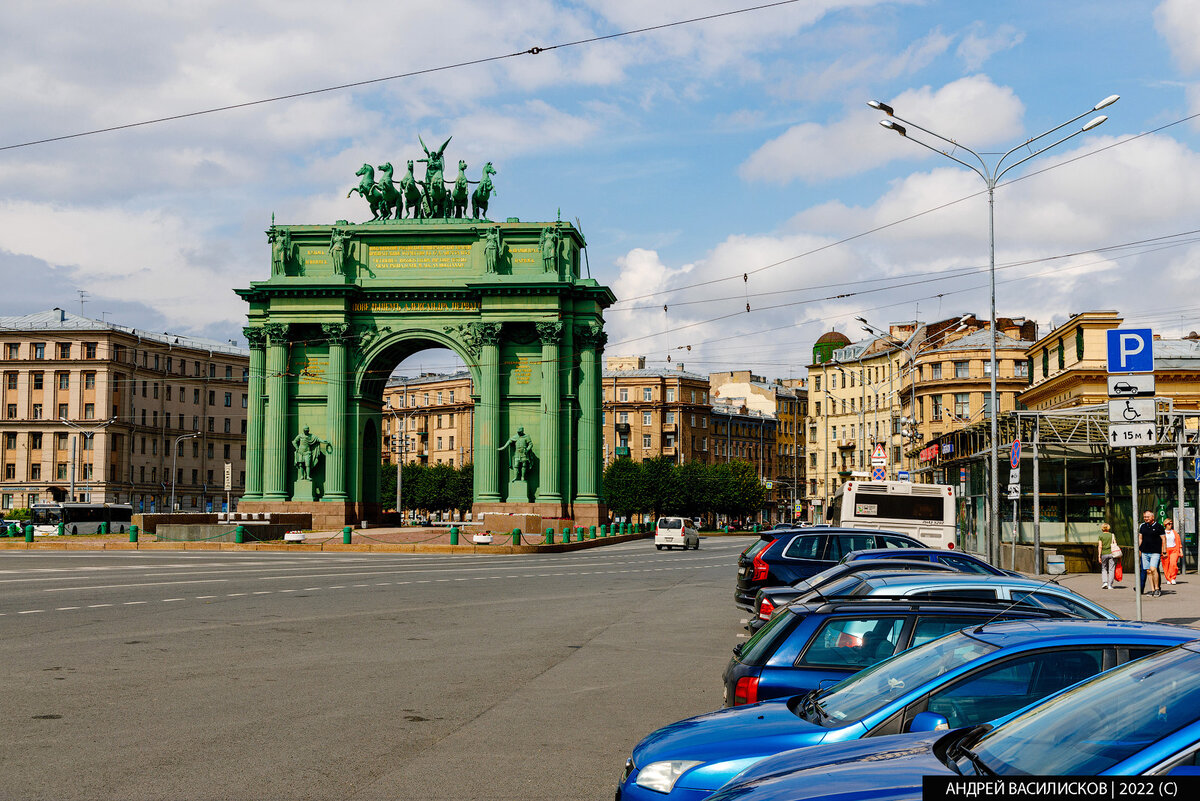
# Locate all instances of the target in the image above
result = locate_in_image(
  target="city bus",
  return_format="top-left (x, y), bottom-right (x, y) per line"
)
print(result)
top-left (826, 480), bottom-right (956, 549)
top-left (31, 503), bottom-right (134, 536)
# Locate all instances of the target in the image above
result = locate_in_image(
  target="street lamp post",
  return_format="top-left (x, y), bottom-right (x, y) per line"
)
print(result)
top-left (386, 387), bottom-right (408, 523)
top-left (868, 94), bottom-right (1117, 563)
top-left (59, 417), bottom-right (116, 502)
top-left (170, 431), bottom-right (202, 512)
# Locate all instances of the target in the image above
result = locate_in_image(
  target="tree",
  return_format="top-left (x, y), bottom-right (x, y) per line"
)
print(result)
top-left (640, 455), bottom-right (676, 518)
top-left (711, 460), bottom-right (767, 521)
top-left (603, 458), bottom-right (645, 518)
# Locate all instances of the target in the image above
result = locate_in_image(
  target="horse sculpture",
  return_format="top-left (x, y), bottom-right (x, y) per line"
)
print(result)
top-left (399, 160), bottom-right (422, 219)
top-left (449, 159), bottom-right (472, 218)
top-left (417, 135), bottom-right (452, 219)
top-left (471, 162), bottom-right (497, 221)
top-left (373, 162), bottom-right (402, 220)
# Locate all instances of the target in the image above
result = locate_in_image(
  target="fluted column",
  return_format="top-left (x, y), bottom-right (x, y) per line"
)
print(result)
top-left (262, 323), bottom-right (290, 500)
top-left (536, 322), bottom-right (563, 502)
top-left (322, 323), bottom-right (350, 501)
top-left (474, 323), bottom-right (503, 503)
top-left (242, 327), bottom-right (267, 500)
top-left (576, 322), bottom-right (606, 502)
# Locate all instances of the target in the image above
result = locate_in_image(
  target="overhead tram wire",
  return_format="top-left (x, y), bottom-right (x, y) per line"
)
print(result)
top-left (612, 109), bottom-right (1200, 308)
top-left (0, 0), bottom-right (807, 153)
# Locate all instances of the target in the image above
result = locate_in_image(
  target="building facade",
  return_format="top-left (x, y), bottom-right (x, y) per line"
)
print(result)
top-left (602, 357), bottom-right (713, 464)
top-left (0, 309), bottom-right (250, 512)
top-left (380, 372), bottom-right (474, 466)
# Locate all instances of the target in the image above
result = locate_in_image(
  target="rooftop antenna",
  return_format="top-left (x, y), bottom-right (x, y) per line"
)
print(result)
top-left (100, 311), bottom-right (111, 323)
top-left (77, 290), bottom-right (89, 317)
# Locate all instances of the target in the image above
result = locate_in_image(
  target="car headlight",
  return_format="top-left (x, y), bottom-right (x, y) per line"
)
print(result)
top-left (635, 760), bottom-right (703, 794)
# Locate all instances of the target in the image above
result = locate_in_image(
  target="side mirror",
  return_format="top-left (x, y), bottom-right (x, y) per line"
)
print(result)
top-left (908, 711), bottom-right (950, 733)
top-left (733, 643), bottom-right (744, 656)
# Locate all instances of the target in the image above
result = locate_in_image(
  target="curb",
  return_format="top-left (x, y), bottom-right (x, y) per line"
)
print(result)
top-left (0, 532), bottom-right (653, 554)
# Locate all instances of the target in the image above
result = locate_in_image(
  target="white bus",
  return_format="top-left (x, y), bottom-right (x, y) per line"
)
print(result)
top-left (31, 503), bottom-right (134, 536)
top-left (826, 480), bottom-right (957, 549)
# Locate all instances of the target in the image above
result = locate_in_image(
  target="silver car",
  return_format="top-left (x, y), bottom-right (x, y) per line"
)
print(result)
top-left (655, 517), bottom-right (700, 550)
top-left (791, 571), bottom-right (1117, 619)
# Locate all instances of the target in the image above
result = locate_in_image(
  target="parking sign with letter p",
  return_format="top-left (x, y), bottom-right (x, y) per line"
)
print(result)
top-left (1106, 328), bottom-right (1154, 374)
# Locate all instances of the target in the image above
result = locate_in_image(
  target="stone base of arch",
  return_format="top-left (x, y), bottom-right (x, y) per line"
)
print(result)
top-left (238, 500), bottom-right (373, 532)
top-left (473, 501), bottom-right (607, 529)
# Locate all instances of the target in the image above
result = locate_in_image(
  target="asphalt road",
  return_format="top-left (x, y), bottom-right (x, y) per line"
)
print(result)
top-left (0, 537), bottom-right (753, 801)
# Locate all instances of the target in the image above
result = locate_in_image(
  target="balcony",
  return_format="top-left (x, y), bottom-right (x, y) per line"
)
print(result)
top-left (836, 439), bottom-right (855, 449)
top-left (615, 446), bottom-right (630, 457)
top-left (614, 422), bottom-right (630, 434)
top-left (661, 422), bottom-right (677, 432)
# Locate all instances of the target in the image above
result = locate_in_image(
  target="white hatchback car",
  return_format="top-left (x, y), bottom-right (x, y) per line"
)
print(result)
top-left (655, 517), bottom-right (700, 550)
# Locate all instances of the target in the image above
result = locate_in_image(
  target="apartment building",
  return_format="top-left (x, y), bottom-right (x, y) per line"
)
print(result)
top-left (380, 372), bottom-right (474, 466)
top-left (0, 308), bottom-right (250, 512)
top-left (602, 357), bottom-right (712, 464)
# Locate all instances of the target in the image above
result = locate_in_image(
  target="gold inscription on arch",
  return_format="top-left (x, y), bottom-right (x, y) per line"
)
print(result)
top-left (350, 301), bottom-right (481, 313)
top-left (371, 244), bottom-right (472, 270)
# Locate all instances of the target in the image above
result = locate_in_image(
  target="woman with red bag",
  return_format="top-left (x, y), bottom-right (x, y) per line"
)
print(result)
top-left (1098, 522), bottom-right (1120, 589)
top-left (1163, 518), bottom-right (1183, 585)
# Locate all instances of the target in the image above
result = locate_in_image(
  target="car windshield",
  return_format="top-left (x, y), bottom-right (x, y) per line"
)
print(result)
top-left (807, 631), bottom-right (996, 726)
top-left (658, 518), bottom-right (682, 529)
top-left (970, 645), bottom-right (1200, 775)
top-left (799, 575), bottom-right (868, 601)
top-left (742, 537), bottom-right (774, 559)
top-left (800, 565), bottom-right (848, 590)
top-left (738, 610), bottom-right (801, 666)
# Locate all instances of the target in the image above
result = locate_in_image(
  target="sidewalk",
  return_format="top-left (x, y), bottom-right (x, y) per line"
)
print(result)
top-left (1054, 569), bottom-right (1198, 626)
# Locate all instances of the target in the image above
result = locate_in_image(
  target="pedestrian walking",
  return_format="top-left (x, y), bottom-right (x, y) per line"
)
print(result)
top-left (1097, 522), bottom-right (1120, 589)
top-left (1138, 510), bottom-right (1166, 597)
top-left (1163, 518), bottom-right (1183, 586)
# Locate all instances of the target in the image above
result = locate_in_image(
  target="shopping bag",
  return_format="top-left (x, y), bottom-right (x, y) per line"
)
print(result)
top-left (1115, 561), bottom-right (1123, 582)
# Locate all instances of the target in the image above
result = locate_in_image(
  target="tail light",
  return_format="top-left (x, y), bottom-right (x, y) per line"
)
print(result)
top-left (733, 676), bottom-right (759, 706)
top-left (947, 542), bottom-right (955, 549)
top-left (751, 539), bottom-right (777, 581)
top-left (758, 598), bottom-right (775, 620)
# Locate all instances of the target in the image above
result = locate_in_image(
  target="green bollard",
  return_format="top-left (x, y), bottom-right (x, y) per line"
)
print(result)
top-left (589, 525), bottom-right (596, 540)
top-left (563, 526), bottom-right (570, 544)
top-left (545, 527), bottom-right (554, 545)
top-left (342, 526), bottom-right (352, 544)
top-left (235, 525), bottom-right (246, 544)
top-left (129, 524), bottom-right (138, 543)
top-left (25, 524), bottom-right (34, 543)
top-left (100, 521), bottom-right (109, 535)
top-left (512, 528), bottom-right (521, 546)
top-left (599, 524), bottom-right (607, 537)
top-left (450, 526), bottom-right (459, 545)
top-left (57, 522), bottom-right (65, 536)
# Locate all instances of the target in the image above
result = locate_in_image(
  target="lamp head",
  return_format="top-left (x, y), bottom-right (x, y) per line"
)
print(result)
top-left (1082, 115), bottom-right (1108, 132)
top-left (1093, 94), bottom-right (1119, 110)
top-left (867, 100), bottom-right (895, 116)
top-left (880, 119), bottom-right (906, 136)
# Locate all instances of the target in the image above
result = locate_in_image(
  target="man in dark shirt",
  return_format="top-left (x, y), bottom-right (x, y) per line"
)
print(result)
top-left (1139, 510), bottom-right (1166, 597)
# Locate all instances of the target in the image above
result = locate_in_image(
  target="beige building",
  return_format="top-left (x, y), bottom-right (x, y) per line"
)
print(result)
top-left (0, 308), bottom-right (250, 512)
top-left (709, 370), bottom-right (806, 519)
top-left (603, 357), bottom-right (713, 464)
top-left (380, 372), bottom-right (474, 466)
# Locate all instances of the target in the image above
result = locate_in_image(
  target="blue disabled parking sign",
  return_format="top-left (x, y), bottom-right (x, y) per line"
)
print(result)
top-left (1107, 328), bottom-right (1154, 373)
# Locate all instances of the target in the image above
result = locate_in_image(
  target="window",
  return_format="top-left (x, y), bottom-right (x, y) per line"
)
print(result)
top-left (930, 395), bottom-right (943, 421)
top-left (225, 366), bottom-right (232, 379)
top-left (642, 412), bottom-right (651, 426)
top-left (666, 388), bottom-right (676, 402)
top-left (29, 432), bottom-right (43, 449)
top-left (3, 432), bottom-right (13, 448)
top-left (224, 392), bottom-right (232, 407)
top-left (643, 387), bottom-right (652, 402)
top-left (208, 390), bottom-right (215, 405)
top-left (796, 617), bottom-right (904, 669)
top-left (57, 403), bottom-right (68, 418)
top-left (4, 344), bottom-right (17, 359)
top-left (1057, 337), bottom-right (1065, 369)
top-left (437, 392), bottom-right (443, 404)
top-left (1042, 348), bottom-right (1049, 378)
top-left (928, 361), bottom-right (941, 378)
top-left (32, 372), bottom-right (44, 390)
top-left (813, 376), bottom-right (820, 392)
top-left (449, 436), bottom-right (454, 449)
top-left (56, 433), bottom-right (67, 450)
top-left (241, 394), bottom-right (247, 408)
top-left (56, 463), bottom-right (67, 480)
top-left (1076, 327), bottom-right (1085, 360)
top-left (954, 361), bottom-right (970, 378)
top-left (32, 403), bottom-right (42, 419)
top-left (436, 437), bottom-right (443, 449)
top-left (642, 434), bottom-right (651, 449)
top-left (33, 343), bottom-right (45, 359)
top-left (954, 393), bottom-right (970, 418)
top-left (3, 464), bottom-right (13, 479)
top-left (84, 342), bottom-right (97, 359)
top-left (665, 411), bottom-right (676, 423)
top-left (619, 412), bottom-right (628, 423)
top-left (619, 388), bottom-right (628, 402)
top-left (223, 418), bottom-right (231, 433)
top-left (5, 372), bottom-right (15, 389)
top-left (193, 388), bottom-right (200, 404)
top-left (29, 464), bottom-right (40, 480)
top-left (983, 360), bottom-right (992, 376)
top-left (1016, 360), bottom-right (1029, 378)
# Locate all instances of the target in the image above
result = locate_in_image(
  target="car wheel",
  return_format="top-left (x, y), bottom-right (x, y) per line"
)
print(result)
top-left (656, 544), bottom-right (663, 550)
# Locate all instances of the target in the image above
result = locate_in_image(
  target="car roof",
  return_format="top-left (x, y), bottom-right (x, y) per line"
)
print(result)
top-left (835, 559), bottom-right (955, 575)
top-left (786, 598), bottom-right (1068, 617)
top-left (857, 573), bottom-right (1061, 590)
top-left (966, 619), bottom-right (1200, 647)
top-left (847, 548), bottom-right (974, 559)
top-left (767, 526), bottom-right (912, 539)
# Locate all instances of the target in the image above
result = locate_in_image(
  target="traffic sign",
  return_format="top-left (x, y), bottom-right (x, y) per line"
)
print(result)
top-left (224, 462), bottom-right (232, 492)
top-left (1108, 398), bottom-right (1155, 425)
top-left (1109, 424), bottom-right (1156, 447)
top-left (871, 466), bottom-right (887, 481)
top-left (1108, 374), bottom-right (1155, 397)
top-left (1194, 458), bottom-right (1200, 482)
top-left (1009, 440), bottom-right (1021, 469)
top-left (1006, 485), bottom-right (1020, 500)
top-left (1107, 328), bottom-right (1155, 373)
top-left (1008, 467), bottom-right (1021, 486)
top-left (871, 443), bottom-right (887, 466)
top-left (897, 470), bottom-right (910, 481)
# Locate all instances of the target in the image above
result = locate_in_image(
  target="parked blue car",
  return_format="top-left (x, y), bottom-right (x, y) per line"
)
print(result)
top-left (707, 638), bottom-right (1200, 801)
top-left (615, 620), bottom-right (1196, 801)
top-left (842, 547), bottom-right (1022, 577)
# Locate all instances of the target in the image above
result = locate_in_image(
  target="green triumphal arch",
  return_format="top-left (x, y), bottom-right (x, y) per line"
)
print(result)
top-left (236, 149), bottom-right (614, 528)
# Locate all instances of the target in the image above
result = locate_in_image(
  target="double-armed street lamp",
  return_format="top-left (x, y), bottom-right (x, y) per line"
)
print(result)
top-left (170, 431), bottom-right (202, 512)
top-left (867, 93), bottom-right (1118, 563)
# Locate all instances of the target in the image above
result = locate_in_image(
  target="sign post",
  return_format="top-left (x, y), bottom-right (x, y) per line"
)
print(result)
top-left (1007, 441), bottom-right (1021, 571)
top-left (224, 462), bottom-right (232, 517)
top-left (1107, 328), bottom-right (1155, 622)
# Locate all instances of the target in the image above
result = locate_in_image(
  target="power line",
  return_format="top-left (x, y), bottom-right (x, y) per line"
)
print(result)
top-left (0, 1), bottom-right (806, 153)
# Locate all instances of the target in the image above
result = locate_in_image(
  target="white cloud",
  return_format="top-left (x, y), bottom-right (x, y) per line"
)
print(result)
top-left (1155, 0), bottom-right (1200, 73)
top-left (956, 22), bottom-right (1025, 70)
top-left (740, 75), bottom-right (1024, 183)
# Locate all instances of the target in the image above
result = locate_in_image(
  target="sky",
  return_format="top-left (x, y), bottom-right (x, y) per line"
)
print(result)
top-left (2, 0), bottom-right (1200, 379)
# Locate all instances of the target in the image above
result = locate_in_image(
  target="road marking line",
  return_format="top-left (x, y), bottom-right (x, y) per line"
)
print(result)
top-left (19, 609), bottom-right (44, 614)
top-left (124, 601), bottom-right (147, 605)
top-left (329, 585), bottom-right (345, 589)
top-left (227, 593), bottom-right (247, 597)
top-left (252, 591), bottom-right (272, 595)
top-left (278, 589), bottom-right (296, 593)
top-left (197, 595), bottom-right (217, 599)
top-left (353, 584), bottom-right (368, 587)
top-left (56, 606), bottom-right (80, 610)
top-left (375, 582), bottom-right (391, 585)
top-left (303, 587), bottom-right (321, 591)
top-left (87, 603), bottom-right (112, 608)
top-left (163, 598), bottom-right (184, 602)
